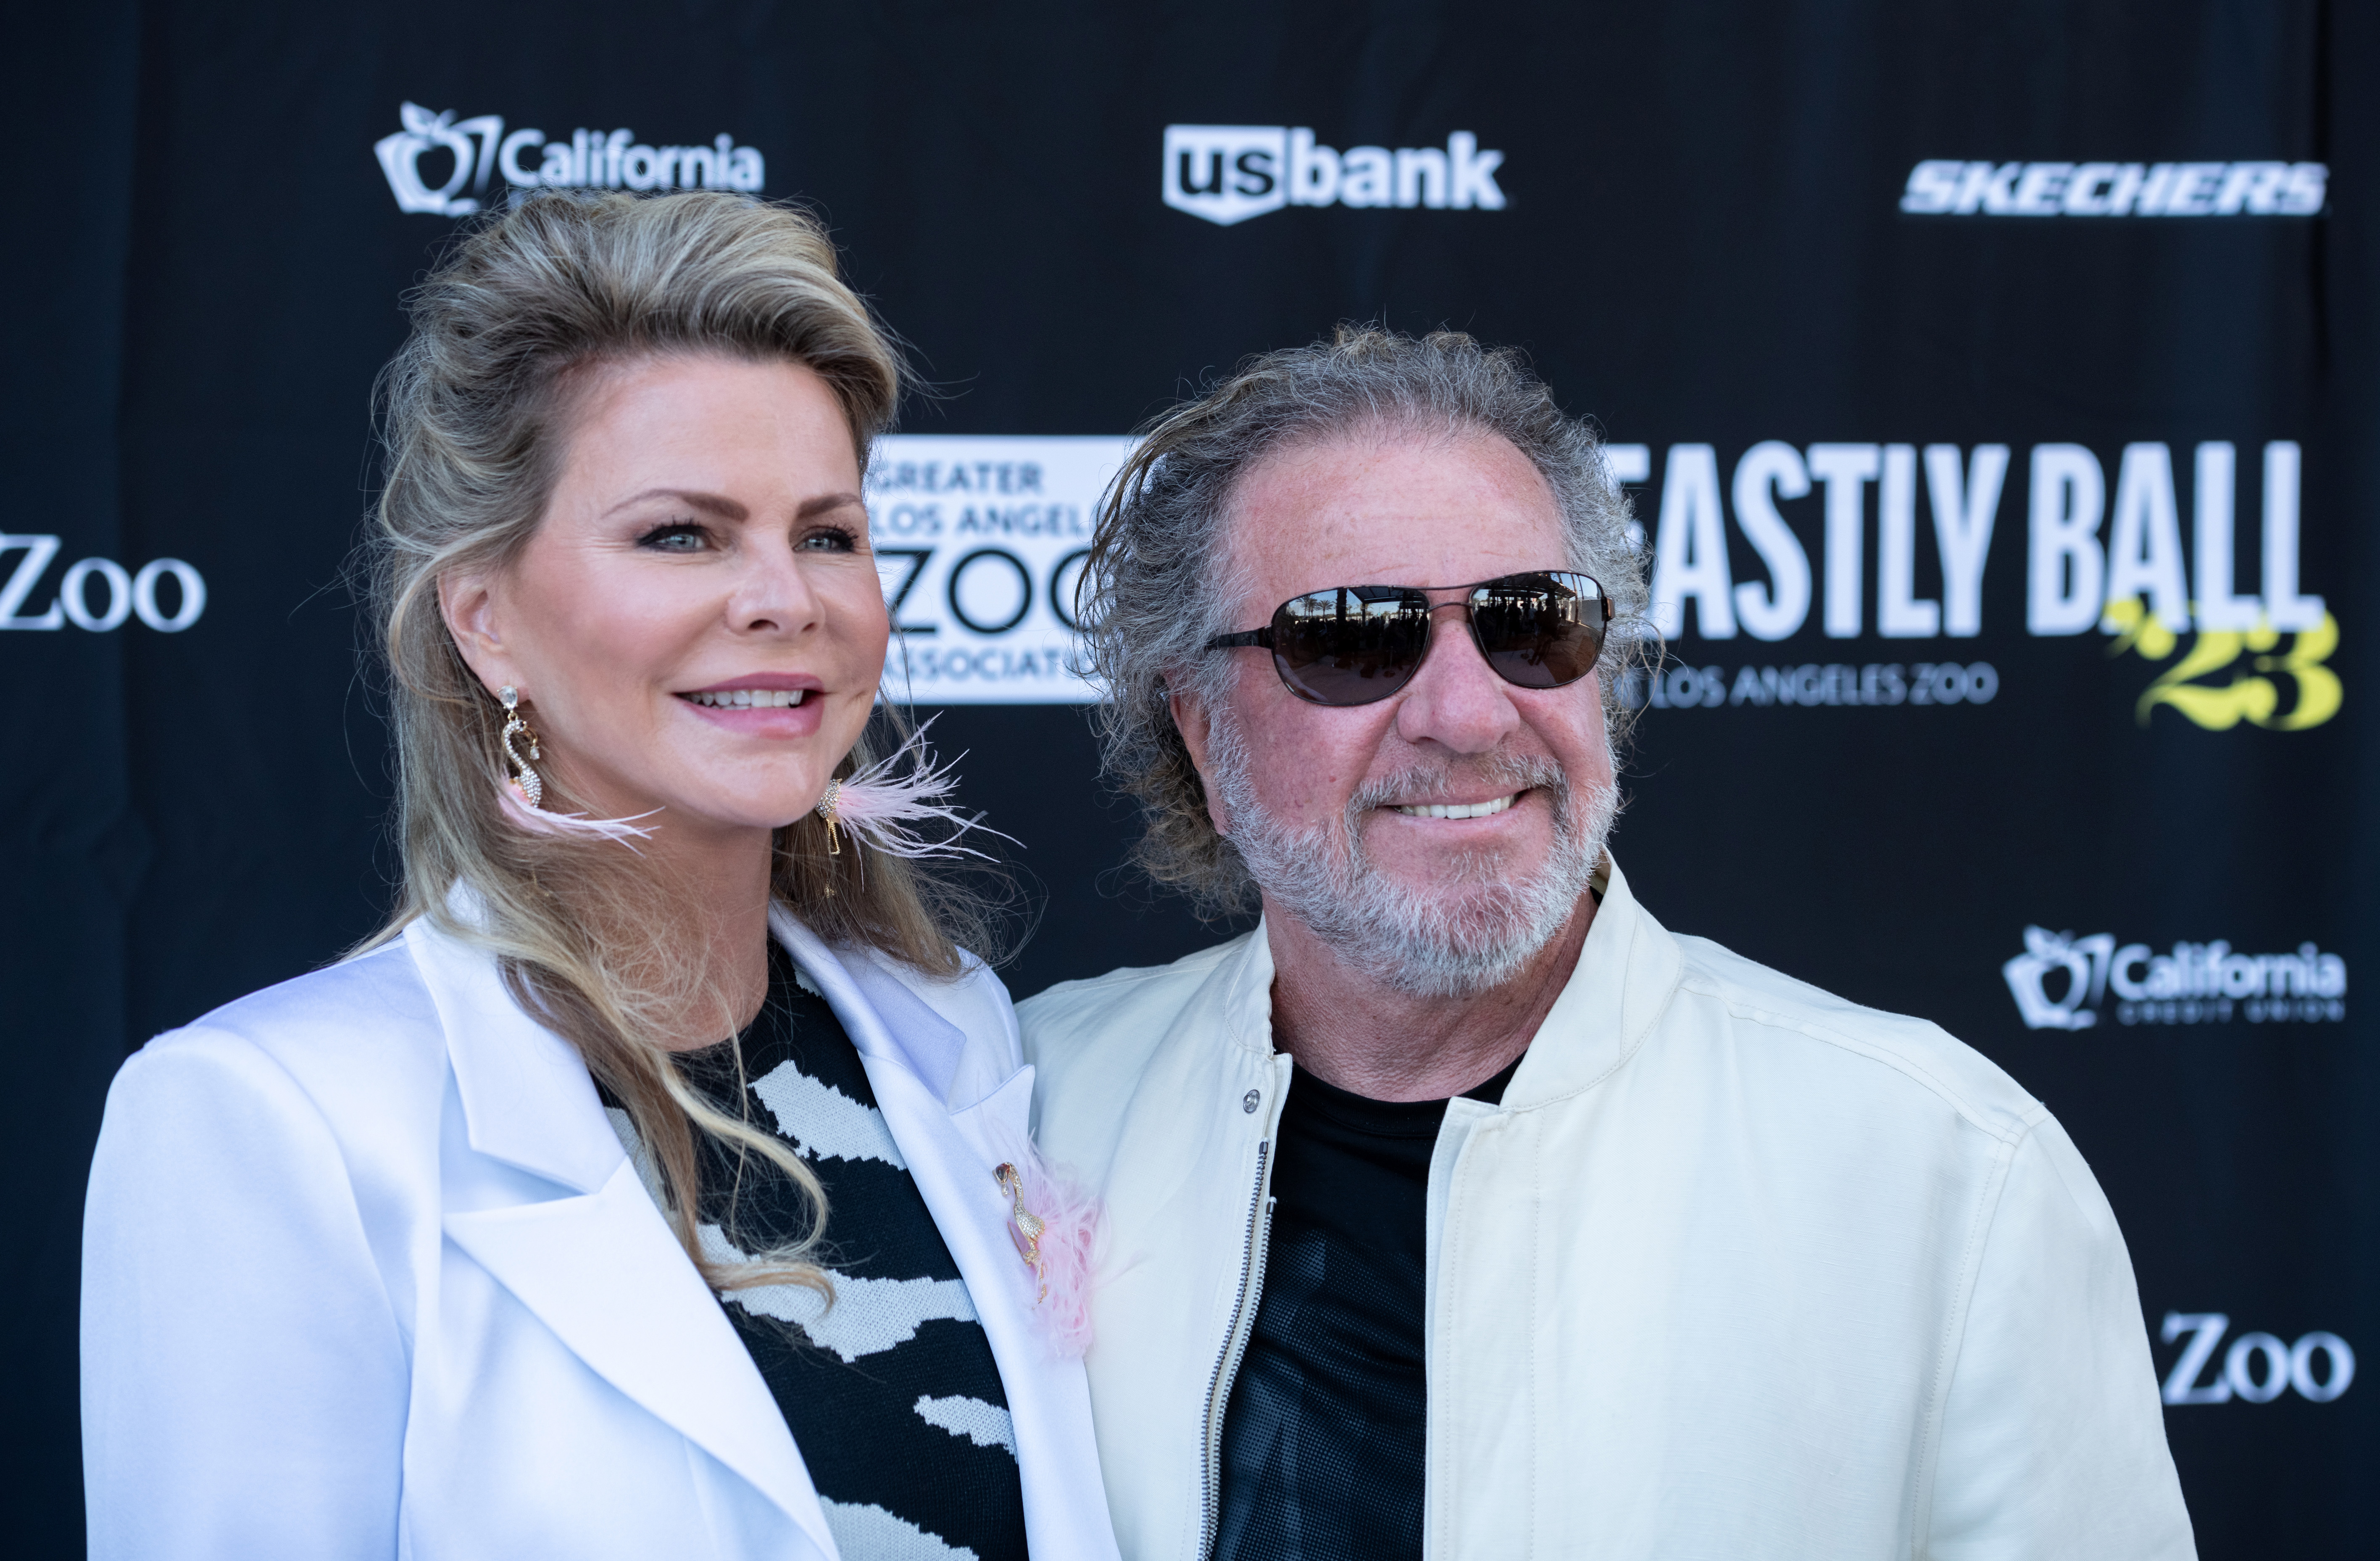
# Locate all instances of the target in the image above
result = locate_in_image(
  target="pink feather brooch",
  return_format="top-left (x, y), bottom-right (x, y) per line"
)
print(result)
top-left (995, 1152), bottom-right (1102, 1357)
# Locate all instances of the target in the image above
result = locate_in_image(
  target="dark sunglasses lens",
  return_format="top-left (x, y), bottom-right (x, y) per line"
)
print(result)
top-left (1271, 586), bottom-right (1431, 705)
top-left (1470, 572), bottom-right (1607, 688)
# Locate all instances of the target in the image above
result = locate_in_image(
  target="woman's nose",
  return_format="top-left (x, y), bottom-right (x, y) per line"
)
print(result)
top-left (728, 542), bottom-right (825, 635)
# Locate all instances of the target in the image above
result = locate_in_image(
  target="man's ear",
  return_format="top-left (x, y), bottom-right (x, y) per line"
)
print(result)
top-left (1168, 683), bottom-right (1229, 837)
top-left (438, 568), bottom-right (518, 697)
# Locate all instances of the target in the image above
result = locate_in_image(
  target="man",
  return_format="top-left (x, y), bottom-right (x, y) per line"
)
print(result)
top-left (1021, 327), bottom-right (2193, 1559)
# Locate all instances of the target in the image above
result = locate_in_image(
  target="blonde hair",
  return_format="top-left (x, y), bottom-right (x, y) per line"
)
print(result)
top-left (362, 190), bottom-right (965, 1297)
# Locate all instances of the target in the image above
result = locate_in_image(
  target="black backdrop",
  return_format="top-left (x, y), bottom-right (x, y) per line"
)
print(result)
top-left (5, 3), bottom-right (2373, 1554)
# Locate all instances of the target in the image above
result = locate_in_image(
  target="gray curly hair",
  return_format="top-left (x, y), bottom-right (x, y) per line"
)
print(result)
top-left (1079, 325), bottom-right (1651, 918)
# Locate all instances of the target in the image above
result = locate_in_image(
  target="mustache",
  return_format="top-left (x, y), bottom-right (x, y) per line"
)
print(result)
top-left (1348, 751), bottom-right (1571, 816)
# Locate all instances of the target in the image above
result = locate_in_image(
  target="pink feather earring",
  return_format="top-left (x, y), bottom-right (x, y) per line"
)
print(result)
top-left (810, 717), bottom-right (1006, 891)
top-left (493, 686), bottom-right (658, 844)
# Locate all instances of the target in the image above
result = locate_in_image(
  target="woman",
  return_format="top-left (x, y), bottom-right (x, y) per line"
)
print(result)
top-left (81, 191), bottom-right (1113, 1561)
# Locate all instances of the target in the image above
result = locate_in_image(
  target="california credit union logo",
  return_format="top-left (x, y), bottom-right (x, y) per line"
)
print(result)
top-left (2004, 926), bottom-right (2346, 1031)
top-left (375, 102), bottom-right (766, 217)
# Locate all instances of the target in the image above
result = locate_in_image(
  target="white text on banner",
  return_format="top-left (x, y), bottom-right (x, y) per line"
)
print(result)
top-left (868, 435), bottom-right (1133, 705)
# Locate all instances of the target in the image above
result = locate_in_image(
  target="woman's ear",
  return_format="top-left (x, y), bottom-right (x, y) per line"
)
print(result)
top-left (439, 569), bottom-right (517, 696)
top-left (1168, 684), bottom-right (1229, 836)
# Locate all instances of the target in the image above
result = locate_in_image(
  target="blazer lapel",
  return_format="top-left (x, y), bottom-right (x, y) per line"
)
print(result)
top-left (405, 917), bottom-right (837, 1559)
top-left (408, 915), bottom-right (621, 1194)
top-left (770, 912), bottom-right (1121, 1561)
top-left (444, 1163), bottom-right (835, 1556)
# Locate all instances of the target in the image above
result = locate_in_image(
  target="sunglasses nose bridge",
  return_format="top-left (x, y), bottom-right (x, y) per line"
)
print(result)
top-left (1414, 601), bottom-right (1509, 684)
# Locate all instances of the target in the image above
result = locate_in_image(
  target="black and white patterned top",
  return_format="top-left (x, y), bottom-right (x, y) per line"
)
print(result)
top-left (607, 941), bottom-right (1028, 1561)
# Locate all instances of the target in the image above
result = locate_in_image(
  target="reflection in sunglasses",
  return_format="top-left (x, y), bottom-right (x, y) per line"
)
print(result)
top-left (1209, 571), bottom-right (1611, 707)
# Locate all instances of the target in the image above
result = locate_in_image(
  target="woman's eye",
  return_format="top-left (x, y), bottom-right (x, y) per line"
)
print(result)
top-left (798, 526), bottom-right (859, 554)
top-left (638, 523), bottom-right (707, 553)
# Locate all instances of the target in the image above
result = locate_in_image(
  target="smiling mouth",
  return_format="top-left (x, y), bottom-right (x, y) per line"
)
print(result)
top-left (682, 689), bottom-right (808, 709)
top-left (1392, 792), bottom-right (1520, 820)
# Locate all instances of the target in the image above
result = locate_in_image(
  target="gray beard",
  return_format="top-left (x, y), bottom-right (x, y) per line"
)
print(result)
top-left (1208, 712), bottom-right (1617, 998)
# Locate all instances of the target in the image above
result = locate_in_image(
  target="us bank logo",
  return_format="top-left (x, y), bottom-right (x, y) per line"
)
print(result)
top-left (376, 102), bottom-right (766, 217)
top-left (1162, 125), bottom-right (1506, 225)
top-left (2003, 926), bottom-right (2346, 1031)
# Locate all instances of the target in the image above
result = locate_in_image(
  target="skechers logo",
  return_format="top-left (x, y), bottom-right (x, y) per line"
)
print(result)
top-left (1162, 126), bottom-right (1506, 226)
top-left (1901, 160), bottom-right (2326, 218)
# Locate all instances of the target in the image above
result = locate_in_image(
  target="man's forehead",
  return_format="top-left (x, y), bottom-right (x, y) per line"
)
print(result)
top-left (1223, 427), bottom-right (1566, 595)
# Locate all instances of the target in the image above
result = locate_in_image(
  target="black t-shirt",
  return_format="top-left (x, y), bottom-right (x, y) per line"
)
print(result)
top-left (1213, 1054), bottom-right (1519, 1561)
top-left (611, 941), bottom-right (1028, 1561)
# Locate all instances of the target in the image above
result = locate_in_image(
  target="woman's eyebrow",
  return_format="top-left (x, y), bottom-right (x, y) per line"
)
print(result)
top-left (797, 490), bottom-right (866, 519)
top-left (600, 489), bottom-right (863, 520)
top-left (603, 487), bottom-right (750, 520)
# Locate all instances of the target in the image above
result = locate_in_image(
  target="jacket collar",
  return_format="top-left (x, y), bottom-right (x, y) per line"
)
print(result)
top-left (443, 1162), bottom-right (835, 1556)
top-left (409, 891), bottom-right (1116, 1561)
top-left (766, 908), bottom-right (1124, 1561)
top-left (1211, 852), bottom-right (1684, 1107)
top-left (408, 898), bottom-right (832, 1552)
top-left (768, 905), bottom-right (1013, 1111)
top-left (405, 907), bottom-right (624, 1195)
top-left (1496, 854), bottom-right (1685, 1109)
top-left (407, 891), bottom-right (1016, 1192)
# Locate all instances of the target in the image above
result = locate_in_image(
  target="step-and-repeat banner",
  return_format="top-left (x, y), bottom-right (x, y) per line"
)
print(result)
top-left (5, 3), bottom-right (2372, 1553)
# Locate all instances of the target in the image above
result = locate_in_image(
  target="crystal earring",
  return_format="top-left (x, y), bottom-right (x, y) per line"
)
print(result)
top-left (815, 780), bottom-right (845, 858)
top-left (498, 686), bottom-right (544, 809)
top-left (814, 779), bottom-right (843, 896)
top-left (487, 688), bottom-right (657, 844)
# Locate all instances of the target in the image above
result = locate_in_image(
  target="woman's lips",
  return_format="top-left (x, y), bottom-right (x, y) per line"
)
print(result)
top-left (685, 688), bottom-right (806, 709)
top-left (675, 686), bottom-right (824, 737)
top-left (678, 672), bottom-right (823, 696)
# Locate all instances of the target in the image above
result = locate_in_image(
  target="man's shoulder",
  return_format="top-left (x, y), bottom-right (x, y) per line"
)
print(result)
top-left (1017, 933), bottom-right (1251, 1067)
top-left (1663, 929), bottom-right (2043, 1144)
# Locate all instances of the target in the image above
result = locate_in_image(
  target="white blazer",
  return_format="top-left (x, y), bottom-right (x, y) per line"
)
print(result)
top-left (82, 902), bottom-right (1121, 1561)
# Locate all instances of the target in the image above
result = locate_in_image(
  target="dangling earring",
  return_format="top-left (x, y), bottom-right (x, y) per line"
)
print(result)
top-left (498, 686), bottom-right (544, 809)
top-left (487, 686), bottom-right (659, 844)
top-left (809, 718), bottom-right (1014, 865)
top-left (814, 779), bottom-right (843, 896)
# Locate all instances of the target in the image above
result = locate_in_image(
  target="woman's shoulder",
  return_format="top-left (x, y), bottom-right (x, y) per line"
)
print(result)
top-left (114, 935), bottom-right (452, 1144)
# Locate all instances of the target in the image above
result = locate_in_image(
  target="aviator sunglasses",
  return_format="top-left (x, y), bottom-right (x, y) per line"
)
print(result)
top-left (1206, 569), bottom-right (1612, 707)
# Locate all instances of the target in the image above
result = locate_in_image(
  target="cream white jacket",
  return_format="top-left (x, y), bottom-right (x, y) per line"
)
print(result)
top-left (1019, 858), bottom-right (2194, 1560)
top-left (83, 904), bottom-right (1119, 1561)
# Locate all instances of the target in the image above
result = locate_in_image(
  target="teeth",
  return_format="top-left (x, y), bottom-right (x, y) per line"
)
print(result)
top-left (687, 689), bottom-right (807, 709)
top-left (1393, 793), bottom-right (1519, 820)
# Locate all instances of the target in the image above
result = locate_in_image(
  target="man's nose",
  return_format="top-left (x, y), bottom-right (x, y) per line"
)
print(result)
top-left (1392, 606), bottom-right (1521, 754)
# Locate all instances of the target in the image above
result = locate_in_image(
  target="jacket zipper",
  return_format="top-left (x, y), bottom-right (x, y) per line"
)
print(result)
top-left (1197, 1136), bottom-right (1277, 1561)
